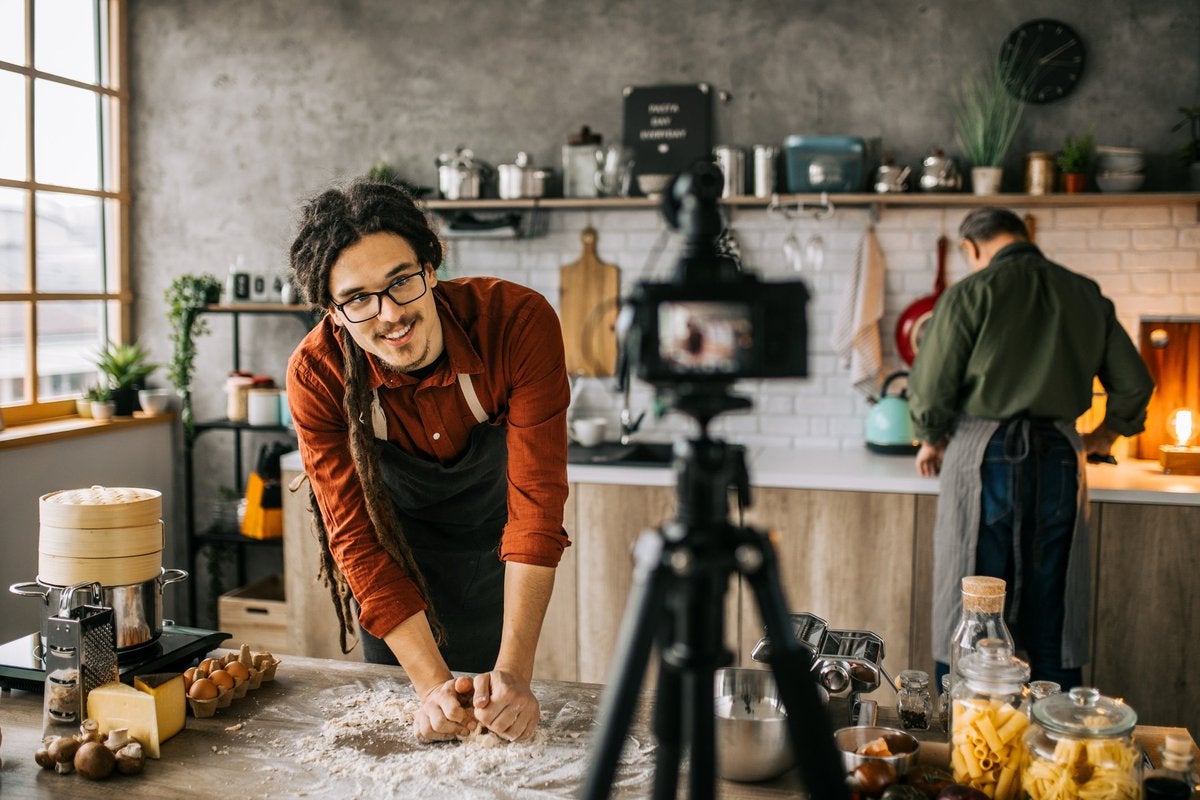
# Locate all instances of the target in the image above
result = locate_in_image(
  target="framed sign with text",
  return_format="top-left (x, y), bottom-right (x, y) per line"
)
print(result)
top-left (622, 83), bottom-right (713, 192)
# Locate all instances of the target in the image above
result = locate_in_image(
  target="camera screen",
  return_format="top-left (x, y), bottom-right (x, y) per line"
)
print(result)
top-left (657, 301), bottom-right (754, 376)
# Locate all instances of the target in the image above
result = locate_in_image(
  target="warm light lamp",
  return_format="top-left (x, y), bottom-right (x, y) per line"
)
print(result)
top-left (1159, 408), bottom-right (1200, 474)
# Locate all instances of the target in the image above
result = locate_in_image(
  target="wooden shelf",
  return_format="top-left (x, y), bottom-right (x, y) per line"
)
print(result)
top-left (423, 192), bottom-right (1200, 212)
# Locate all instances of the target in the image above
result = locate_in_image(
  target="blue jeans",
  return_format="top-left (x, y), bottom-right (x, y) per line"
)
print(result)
top-left (937, 421), bottom-right (1083, 689)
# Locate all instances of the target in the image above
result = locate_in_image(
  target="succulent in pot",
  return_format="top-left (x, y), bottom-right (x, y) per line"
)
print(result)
top-left (94, 340), bottom-right (158, 416)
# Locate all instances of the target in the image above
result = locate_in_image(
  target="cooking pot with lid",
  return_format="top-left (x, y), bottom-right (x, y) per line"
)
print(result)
top-left (10, 568), bottom-right (187, 651)
top-left (865, 372), bottom-right (919, 455)
top-left (436, 146), bottom-right (492, 200)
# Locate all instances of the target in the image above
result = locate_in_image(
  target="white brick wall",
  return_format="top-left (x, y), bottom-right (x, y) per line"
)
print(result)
top-left (445, 203), bottom-right (1200, 451)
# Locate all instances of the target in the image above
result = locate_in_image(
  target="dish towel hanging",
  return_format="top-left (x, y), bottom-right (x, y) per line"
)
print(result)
top-left (831, 226), bottom-right (885, 398)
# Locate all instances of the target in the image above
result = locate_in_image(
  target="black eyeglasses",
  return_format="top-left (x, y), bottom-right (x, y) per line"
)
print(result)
top-left (332, 269), bottom-right (428, 323)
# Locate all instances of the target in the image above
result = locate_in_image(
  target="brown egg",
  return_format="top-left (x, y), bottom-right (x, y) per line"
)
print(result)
top-left (198, 657), bottom-right (221, 673)
top-left (224, 661), bottom-right (250, 682)
top-left (208, 669), bottom-right (234, 691)
top-left (188, 678), bottom-right (218, 700)
top-left (182, 667), bottom-right (196, 691)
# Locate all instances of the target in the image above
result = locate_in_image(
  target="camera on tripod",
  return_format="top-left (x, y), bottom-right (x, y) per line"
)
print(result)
top-left (618, 160), bottom-right (810, 391)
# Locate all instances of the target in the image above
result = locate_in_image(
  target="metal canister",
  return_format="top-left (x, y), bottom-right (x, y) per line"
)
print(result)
top-left (1024, 151), bottom-right (1056, 195)
top-left (752, 145), bottom-right (779, 197)
top-left (714, 145), bottom-right (746, 198)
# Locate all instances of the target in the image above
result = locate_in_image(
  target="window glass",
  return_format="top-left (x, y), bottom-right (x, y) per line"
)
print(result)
top-left (37, 299), bottom-right (105, 400)
top-left (0, 300), bottom-right (28, 404)
top-left (0, 0), bottom-right (24, 65)
top-left (34, 79), bottom-right (100, 189)
top-left (0, 186), bottom-right (23, 292)
top-left (37, 192), bottom-right (103, 292)
top-left (0, 70), bottom-right (24, 180)
top-left (34, 0), bottom-right (97, 83)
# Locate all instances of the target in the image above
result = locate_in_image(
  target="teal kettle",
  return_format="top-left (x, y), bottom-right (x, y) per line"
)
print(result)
top-left (865, 371), bottom-right (919, 455)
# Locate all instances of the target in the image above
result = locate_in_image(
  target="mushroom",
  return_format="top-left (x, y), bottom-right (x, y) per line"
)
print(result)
top-left (74, 739), bottom-right (116, 780)
top-left (47, 735), bottom-right (80, 774)
top-left (114, 741), bottom-right (145, 776)
top-left (104, 727), bottom-right (130, 751)
top-left (78, 718), bottom-right (102, 743)
top-left (34, 743), bottom-right (55, 769)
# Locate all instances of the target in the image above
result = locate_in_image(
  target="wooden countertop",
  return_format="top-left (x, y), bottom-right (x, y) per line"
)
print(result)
top-left (1, 652), bottom-right (1194, 798)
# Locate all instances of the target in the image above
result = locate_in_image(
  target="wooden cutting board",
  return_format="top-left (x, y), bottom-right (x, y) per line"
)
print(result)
top-left (559, 227), bottom-right (620, 377)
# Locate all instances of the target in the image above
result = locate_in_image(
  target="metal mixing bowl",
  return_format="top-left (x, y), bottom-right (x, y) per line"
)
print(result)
top-left (834, 724), bottom-right (920, 777)
top-left (714, 667), bottom-right (829, 782)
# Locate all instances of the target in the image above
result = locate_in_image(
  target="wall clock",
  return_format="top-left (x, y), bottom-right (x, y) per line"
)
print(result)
top-left (999, 18), bottom-right (1086, 104)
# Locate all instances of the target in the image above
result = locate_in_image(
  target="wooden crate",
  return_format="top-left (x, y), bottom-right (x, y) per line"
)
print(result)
top-left (218, 574), bottom-right (291, 653)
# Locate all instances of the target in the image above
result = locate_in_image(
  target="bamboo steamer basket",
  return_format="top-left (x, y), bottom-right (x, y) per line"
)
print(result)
top-left (38, 486), bottom-right (163, 586)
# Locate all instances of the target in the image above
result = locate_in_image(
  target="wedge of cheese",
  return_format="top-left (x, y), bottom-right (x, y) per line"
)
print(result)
top-left (133, 673), bottom-right (186, 745)
top-left (86, 674), bottom-right (185, 759)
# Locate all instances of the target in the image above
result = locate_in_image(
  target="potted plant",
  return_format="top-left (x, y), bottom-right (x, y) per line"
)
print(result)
top-left (88, 384), bottom-right (115, 421)
top-left (165, 273), bottom-right (222, 436)
top-left (1056, 133), bottom-right (1095, 193)
top-left (95, 340), bottom-right (158, 416)
top-left (954, 57), bottom-right (1026, 195)
top-left (1172, 105), bottom-right (1200, 191)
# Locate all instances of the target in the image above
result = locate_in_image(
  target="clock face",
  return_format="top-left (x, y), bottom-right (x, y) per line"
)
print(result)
top-left (1000, 18), bottom-right (1086, 104)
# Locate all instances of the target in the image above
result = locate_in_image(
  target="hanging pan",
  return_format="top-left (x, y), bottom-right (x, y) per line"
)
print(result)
top-left (895, 235), bottom-right (949, 365)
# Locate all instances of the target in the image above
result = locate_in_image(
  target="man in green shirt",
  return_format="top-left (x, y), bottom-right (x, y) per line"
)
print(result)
top-left (908, 207), bottom-right (1153, 688)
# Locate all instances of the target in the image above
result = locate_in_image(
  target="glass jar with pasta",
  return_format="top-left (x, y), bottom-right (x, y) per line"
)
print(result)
top-left (1022, 686), bottom-right (1142, 800)
top-left (949, 639), bottom-right (1031, 800)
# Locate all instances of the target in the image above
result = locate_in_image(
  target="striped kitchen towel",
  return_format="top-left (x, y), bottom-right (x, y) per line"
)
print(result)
top-left (831, 227), bottom-right (885, 398)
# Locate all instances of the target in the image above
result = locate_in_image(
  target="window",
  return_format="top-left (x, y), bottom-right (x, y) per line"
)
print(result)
top-left (0, 0), bottom-right (128, 424)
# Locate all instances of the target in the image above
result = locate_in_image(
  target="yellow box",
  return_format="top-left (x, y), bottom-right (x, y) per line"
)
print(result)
top-left (240, 471), bottom-right (283, 539)
top-left (217, 574), bottom-right (290, 652)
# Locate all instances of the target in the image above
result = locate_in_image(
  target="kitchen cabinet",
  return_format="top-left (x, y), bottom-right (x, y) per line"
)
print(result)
top-left (1093, 501), bottom-right (1200, 736)
top-left (181, 304), bottom-right (313, 627)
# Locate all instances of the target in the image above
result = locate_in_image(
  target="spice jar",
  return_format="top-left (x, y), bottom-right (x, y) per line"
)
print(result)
top-left (949, 639), bottom-right (1030, 800)
top-left (1022, 687), bottom-right (1141, 800)
top-left (938, 673), bottom-right (953, 739)
top-left (562, 126), bottom-right (602, 198)
top-left (224, 374), bottom-right (255, 422)
top-left (1024, 151), bottom-right (1056, 195)
top-left (897, 669), bottom-right (932, 730)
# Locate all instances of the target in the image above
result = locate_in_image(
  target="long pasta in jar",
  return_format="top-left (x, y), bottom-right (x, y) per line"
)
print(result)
top-left (1022, 686), bottom-right (1142, 800)
top-left (949, 639), bottom-right (1030, 800)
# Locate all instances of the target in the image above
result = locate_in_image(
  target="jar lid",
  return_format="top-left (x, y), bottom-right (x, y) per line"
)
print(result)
top-left (959, 639), bottom-right (1029, 692)
top-left (899, 669), bottom-right (929, 689)
top-left (567, 125), bottom-right (602, 146)
top-left (961, 575), bottom-right (1006, 613)
top-left (1032, 686), bottom-right (1137, 738)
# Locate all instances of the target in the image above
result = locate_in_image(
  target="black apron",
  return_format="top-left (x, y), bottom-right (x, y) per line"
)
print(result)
top-left (359, 376), bottom-right (509, 674)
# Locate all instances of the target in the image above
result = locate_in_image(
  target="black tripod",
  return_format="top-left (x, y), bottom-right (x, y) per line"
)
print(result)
top-left (580, 389), bottom-right (851, 800)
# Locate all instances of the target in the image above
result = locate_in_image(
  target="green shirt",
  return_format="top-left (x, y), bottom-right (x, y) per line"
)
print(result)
top-left (908, 242), bottom-right (1154, 443)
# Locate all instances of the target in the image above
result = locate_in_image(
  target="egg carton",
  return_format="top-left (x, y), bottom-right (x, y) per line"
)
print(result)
top-left (184, 643), bottom-right (281, 718)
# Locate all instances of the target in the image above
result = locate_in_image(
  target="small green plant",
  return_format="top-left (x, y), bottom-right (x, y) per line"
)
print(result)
top-left (95, 341), bottom-right (157, 390)
top-left (954, 57), bottom-right (1027, 168)
top-left (1056, 133), bottom-right (1095, 174)
top-left (367, 161), bottom-right (400, 183)
top-left (85, 384), bottom-right (112, 402)
top-left (1171, 105), bottom-right (1200, 164)
top-left (165, 273), bottom-right (222, 437)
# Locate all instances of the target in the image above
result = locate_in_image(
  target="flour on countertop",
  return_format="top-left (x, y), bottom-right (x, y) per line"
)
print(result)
top-left (271, 685), bottom-right (657, 799)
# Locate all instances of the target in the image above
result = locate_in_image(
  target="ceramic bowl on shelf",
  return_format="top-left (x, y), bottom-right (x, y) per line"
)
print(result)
top-left (636, 173), bottom-right (672, 197)
top-left (1096, 172), bottom-right (1145, 193)
top-left (1095, 145), bottom-right (1145, 174)
top-left (138, 388), bottom-right (174, 415)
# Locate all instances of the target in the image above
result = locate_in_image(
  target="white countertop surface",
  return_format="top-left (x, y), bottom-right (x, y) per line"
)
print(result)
top-left (282, 446), bottom-right (1200, 506)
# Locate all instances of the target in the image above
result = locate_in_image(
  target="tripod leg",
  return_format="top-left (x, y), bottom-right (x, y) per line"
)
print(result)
top-left (651, 662), bottom-right (681, 800)
top-left (744, 537), bottom-right (852, 800)
top-left (685, 665), bottom-right (717, 800)
top-left (582, 531), bottom-right (676, 800)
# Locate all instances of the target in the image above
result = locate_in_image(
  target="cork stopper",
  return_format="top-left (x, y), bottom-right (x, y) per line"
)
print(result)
top-left (961, 576), bottom-right (1007, 613)
top-left (1162, 732), bottom-right (1195, 771)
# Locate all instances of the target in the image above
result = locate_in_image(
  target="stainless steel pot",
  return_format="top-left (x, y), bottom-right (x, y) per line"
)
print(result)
top-left (436, 146), bottom-right (491, 200)
top-left (10, 568), bottom-right (187, 651)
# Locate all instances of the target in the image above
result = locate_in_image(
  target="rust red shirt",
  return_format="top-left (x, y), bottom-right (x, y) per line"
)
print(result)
top-left (286, 277), bottom-right (570, 638)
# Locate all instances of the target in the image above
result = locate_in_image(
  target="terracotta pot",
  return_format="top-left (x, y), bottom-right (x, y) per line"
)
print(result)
top-left (1062, 172), bottom-right (1087, 193)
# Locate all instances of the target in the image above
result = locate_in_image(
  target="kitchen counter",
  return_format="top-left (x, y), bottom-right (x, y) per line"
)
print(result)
top-left (564, 446), bottom-right (1200, 506)
top-left (0, 652), bottom-right (825, 799)
top-left (2, 652), bottom-right (1195, 799)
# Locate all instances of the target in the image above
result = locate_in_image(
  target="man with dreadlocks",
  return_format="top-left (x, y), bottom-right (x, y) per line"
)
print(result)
top-left (286, 178), bottom-right (570, 744)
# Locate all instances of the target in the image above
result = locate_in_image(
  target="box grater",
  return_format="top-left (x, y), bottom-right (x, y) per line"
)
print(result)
top-left (42, 581), bottom-right (118, 739)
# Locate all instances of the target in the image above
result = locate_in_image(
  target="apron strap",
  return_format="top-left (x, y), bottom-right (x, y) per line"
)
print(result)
top-left (457, 373), bottom-right (489, 424)
top-left (369, 373), bottom-right (489, 441)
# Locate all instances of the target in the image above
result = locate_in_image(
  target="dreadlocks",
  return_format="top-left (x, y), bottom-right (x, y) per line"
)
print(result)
top-left (289, 178), bottom-right (447, 651)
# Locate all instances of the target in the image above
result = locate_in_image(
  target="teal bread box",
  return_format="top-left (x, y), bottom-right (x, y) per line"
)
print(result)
top-left (784, 135), bottom-right (868, 193)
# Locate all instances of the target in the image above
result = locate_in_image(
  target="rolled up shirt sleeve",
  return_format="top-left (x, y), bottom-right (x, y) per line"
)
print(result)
top-left (1097, 300), bottom-right (1154, 437)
